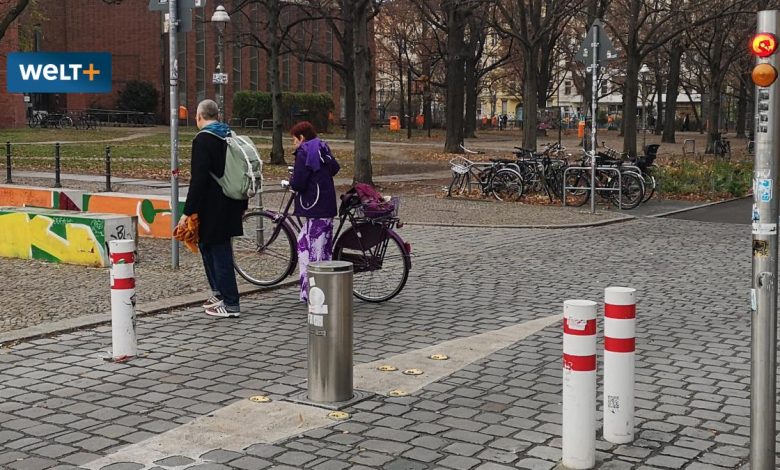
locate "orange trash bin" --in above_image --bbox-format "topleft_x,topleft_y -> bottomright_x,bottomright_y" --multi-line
578,120 -> 586,138
389,116 -> 400,131
178,106 -> 188,121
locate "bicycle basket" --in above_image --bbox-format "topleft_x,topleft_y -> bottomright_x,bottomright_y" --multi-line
358,196 -> 399,219
449,156 -> 472,175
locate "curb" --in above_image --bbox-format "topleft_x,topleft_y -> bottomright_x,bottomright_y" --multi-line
405,215 -> 635,230
0,279 -> 297,347
648,195 -> 752,218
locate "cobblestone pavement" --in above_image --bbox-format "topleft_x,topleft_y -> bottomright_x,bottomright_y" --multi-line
1,176 -> 630,335
0,217 -> 772,469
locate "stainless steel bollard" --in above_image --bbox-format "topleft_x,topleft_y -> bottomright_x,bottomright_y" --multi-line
307,260 -> 353,403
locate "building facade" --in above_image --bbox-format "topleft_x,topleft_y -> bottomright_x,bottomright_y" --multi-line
0,1 -> 346,127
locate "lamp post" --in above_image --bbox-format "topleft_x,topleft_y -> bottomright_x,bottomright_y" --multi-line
211,5 -> 230,121
639,63 -> 650,152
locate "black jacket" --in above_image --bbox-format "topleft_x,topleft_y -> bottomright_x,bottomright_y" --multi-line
183,132 -> 248,245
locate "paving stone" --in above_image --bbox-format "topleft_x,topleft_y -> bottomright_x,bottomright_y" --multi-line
99,464 -> 144,470
437,455 -> 481,469
227,456 -> 272,470
7,457 -> 57,470
153,455 -> 196,466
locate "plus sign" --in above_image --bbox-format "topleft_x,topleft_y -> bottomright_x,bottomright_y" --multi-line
83,64 -> 101,81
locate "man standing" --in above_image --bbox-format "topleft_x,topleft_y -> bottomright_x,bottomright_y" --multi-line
179,99 -> 247,317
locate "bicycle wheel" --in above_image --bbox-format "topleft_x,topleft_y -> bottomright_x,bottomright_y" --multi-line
610,172 -> 645,210
447,171 -> 468,197
564,169 -> 590,207
490,168 -> 524,201
334,224 -> 410,302
641,173 -> 656,203
59,116 -> 73,128
232,211 -> 297,286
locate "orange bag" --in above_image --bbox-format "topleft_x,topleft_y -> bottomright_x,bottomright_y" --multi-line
173,213 -> 200,253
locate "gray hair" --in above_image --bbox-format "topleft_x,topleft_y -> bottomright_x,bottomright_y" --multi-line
197,99 -> 219,120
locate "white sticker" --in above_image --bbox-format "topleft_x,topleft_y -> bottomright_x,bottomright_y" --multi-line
751,289 -> 757,311
309,304 -> 328,315
308,314 -> 323,327
567,318 -> 587,331
752,222 -> 777,235
758,179 -> 773,203
753,204 -> 760,223
309,277 -> 316,287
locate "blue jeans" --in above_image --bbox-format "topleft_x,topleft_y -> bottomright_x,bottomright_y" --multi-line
199,241 -> 240,311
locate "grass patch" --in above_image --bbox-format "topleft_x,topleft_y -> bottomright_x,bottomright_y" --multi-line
657,158 -> 752,199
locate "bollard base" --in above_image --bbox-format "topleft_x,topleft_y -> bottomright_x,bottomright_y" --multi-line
286,389 -> 374,411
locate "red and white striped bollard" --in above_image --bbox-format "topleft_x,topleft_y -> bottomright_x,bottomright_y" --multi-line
603,286 -> 637,444
109,239 -> 137,361
562,299 -> 597,469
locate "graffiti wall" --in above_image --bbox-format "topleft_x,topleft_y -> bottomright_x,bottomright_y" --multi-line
0,207 -> 136,267
0,184 -> 85,210
83,193 -> 185,239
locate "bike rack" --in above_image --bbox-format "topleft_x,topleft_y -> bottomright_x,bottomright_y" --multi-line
562,166 -> 622,210
682,139 -> 696,159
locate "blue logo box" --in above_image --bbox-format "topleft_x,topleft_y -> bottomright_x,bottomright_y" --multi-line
7,52 -> 112,93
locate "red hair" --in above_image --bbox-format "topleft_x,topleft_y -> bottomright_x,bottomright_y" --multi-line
290,121 -> 317,140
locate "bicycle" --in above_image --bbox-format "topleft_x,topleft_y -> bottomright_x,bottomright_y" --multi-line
564,152 -> 645,209
713,135 -> 731,160
447,144 -> 524,201
232,177 -> 412,302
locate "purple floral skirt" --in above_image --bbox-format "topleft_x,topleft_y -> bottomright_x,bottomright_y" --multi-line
297,218 -> 334,302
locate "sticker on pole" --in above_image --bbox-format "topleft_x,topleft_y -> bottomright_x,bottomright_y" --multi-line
757,178 -> 773,202
308,314 -> 323,327
752,222 -> 777,235
566,318 -> 587,331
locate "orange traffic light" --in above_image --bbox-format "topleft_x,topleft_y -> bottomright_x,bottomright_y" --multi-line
751,33 -> 778,57
753,63 -> 778,87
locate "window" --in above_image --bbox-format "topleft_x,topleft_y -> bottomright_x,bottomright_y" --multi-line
298,57 -> 305,92
249,5 -> 259,90
501,99 -> 508,115
311,22 -> 320,92
564,80 -> 572,95
177,32 -> 187,107
232,5 -> 242,92
195,10 -> 206,102
282,55 -> 291,91
601,81 -> 608,95
326,27 -> 333,93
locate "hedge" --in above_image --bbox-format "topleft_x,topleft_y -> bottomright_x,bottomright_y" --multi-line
233,91 -> 334,132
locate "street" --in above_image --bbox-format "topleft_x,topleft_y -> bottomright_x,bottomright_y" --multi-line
0,216 -> 767,469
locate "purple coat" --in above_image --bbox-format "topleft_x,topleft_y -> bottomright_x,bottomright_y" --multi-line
290,138 -> 340,218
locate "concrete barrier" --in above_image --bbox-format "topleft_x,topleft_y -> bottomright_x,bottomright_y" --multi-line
82,193 -> 185,239
0,206 -> 136,267
0,184 -> 85,210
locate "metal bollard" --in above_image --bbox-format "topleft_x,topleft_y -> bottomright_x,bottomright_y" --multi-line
54,142 -> 62,188
562,299 -> 597,469
307,260 -> 353,403
5,142 -> 11,184
109,239 -> 137,360
105,146 -> 112,192
603,287 -> 637,444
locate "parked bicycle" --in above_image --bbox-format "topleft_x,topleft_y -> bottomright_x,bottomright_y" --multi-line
232,175 -> 412,302
513,143 -> 570,202
447,144 -> 524,201
564,151 -> 646,209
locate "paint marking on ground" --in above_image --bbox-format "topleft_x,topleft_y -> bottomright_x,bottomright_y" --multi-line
84,314 -> 560,468
354,314 -> 562,396
82,399 -> 333,469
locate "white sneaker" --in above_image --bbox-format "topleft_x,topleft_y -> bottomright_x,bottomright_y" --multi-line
202,295 -> 223,309
206,304 -> 240,318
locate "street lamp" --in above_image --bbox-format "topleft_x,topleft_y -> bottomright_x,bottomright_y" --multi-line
639,63 -> 650,152
211,5 -> 230,121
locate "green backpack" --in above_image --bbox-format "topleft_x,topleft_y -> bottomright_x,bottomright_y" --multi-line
200,130 -> 263,200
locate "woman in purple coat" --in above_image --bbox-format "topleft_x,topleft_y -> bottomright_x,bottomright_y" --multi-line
289,121 -> 341,302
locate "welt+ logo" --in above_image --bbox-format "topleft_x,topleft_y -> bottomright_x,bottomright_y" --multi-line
6,52 -> 112,93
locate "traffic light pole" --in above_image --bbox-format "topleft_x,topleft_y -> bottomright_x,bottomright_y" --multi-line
751,10 -> 779,468
169,0 -> 180,269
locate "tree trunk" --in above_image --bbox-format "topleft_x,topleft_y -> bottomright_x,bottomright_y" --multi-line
352,0 -> 373,184
705,84 -> 722,154
443,2 -> 466,153
342,10 -> 356,140
397,51 -> 406,129
622,52 -> 640,157
522,47 -> 540,150
464,57 -> 478,138
268,3 -> 285,165
735,78 -> 747,138
662,42 -> 683,143
654,76 -> 663,135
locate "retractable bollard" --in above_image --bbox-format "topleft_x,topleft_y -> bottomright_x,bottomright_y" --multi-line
109,239 -> 137,360
603,287 -> 637,444
54,142 -> 62,189
307,261 -> 353,403
104,146 -> 112,192
562,299 -> 597,469
5,142 -> 11,184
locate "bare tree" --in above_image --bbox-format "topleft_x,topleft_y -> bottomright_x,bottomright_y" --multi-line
352,0 -> 382,184
494,0 -> 583,150
234,0 -> 312,164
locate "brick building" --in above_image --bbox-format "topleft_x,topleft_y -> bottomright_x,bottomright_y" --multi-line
0,1 -> 346,127
0,2 -> 27,128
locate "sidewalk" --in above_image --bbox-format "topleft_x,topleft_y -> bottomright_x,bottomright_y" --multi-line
0,217 -> 766,469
